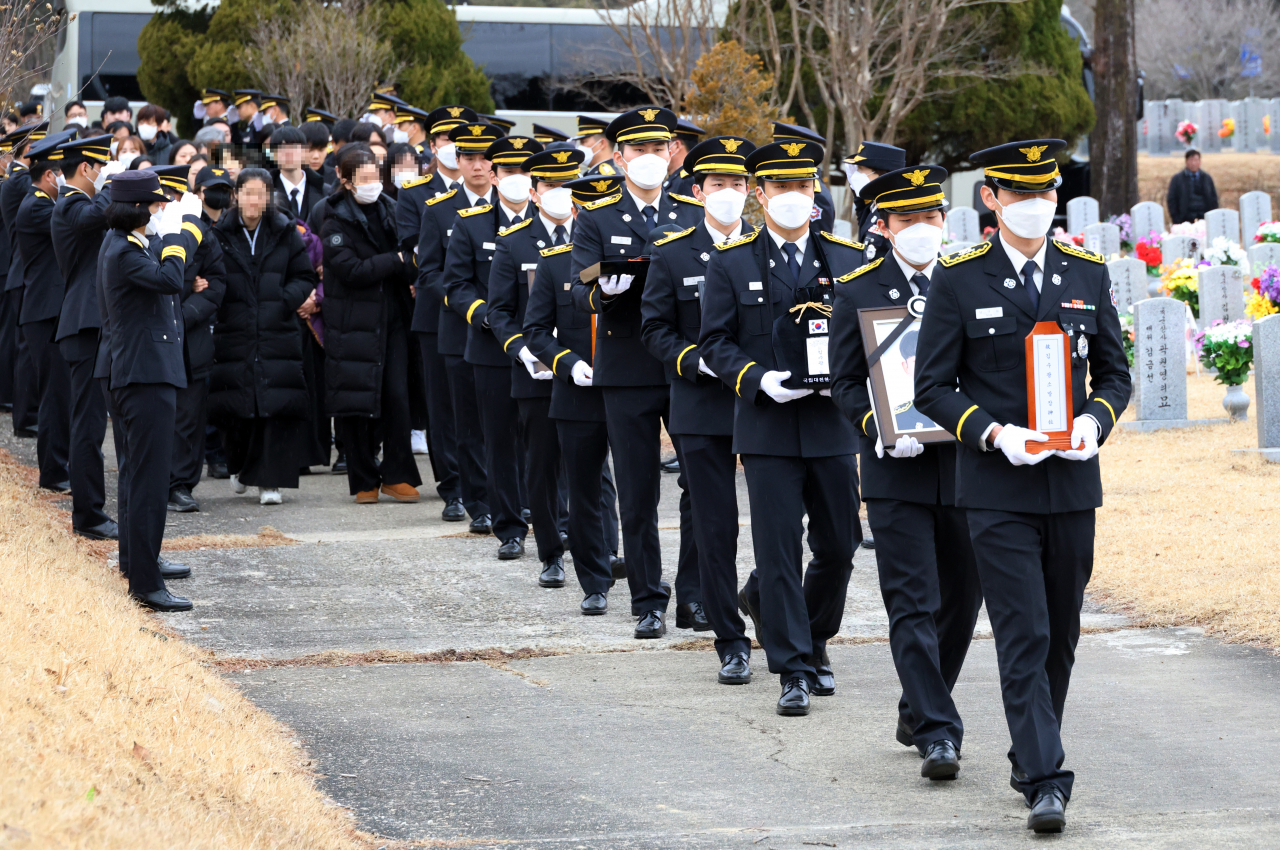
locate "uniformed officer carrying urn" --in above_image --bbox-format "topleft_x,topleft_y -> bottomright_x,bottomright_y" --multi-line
828,165 -> 982,780
913,139 -> 1131,833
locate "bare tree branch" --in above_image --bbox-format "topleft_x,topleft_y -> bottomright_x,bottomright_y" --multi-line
1137,0 -> 1280,100
0,0 -> 66,108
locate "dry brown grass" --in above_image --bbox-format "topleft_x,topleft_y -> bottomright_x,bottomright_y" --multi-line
161,526 -> 299,552
1137,151 -> 1280,215
0,449 -> 375,850
1092,372 -> 1280,648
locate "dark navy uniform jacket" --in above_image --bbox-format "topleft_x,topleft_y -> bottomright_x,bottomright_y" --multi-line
52,184 -> 112,359
640,222 -> 735,437
487,213 -> 561,400
16,187 -> 65,324
828,254 -> 957,505
395,172 -> 445,256
568,189 -> 702,387
1,164 -> 31,293
523,242 -> 606,423
913,237 -> 1132,514
813,178 -> 835,234
441,198 -> 535,369
414,185 -> 476,348
697,224 -> 864,458
176,213 -> 228,380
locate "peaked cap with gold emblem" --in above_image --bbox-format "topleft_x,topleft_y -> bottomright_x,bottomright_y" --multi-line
842,141 -> 906,173
684,135 -> 756,177
532,123 -> 570,144
605,107 -> 677,145
484,135 -> 544,166
745,139 -> 824,181
427,105 -> 478,137
574,115 -> 609,139
860,164 -> 948,214
969,138 -> 1066,192
449,121 -> 506,153
565,174 -> 623,205
522,147 -> 586,182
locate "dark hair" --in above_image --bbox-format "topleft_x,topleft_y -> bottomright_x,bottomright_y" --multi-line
137,103 -> 168,124
386,141 -> 416,169
1185,148 -> 1200,160
188,153 -> 210,168
3,110 -> 19,127
127,154 -> 156,171
337,142 -> 376,184
675,132 -> 699,148
270,124 -> 307,147
106,120 -> 134,135
168,140 -> 197,163
271,100 -> 290,117
102,96 -> 131,118
351,122 -> 386,146
30,159 -> 61,181
236,166 -> 273,192
105,201 -> 152,231
64,100 -> 86,116
299,120 -> 330,149
899,328 -> 919,358
331,118 -> 358,145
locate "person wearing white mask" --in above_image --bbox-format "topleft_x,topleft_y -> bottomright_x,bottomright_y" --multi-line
442,133 -> 545,563
574,115 -> 615,177
841,140 -> 906,264
913,139 -> 1131,835
392,105 -> 430,155
698,138 -> 867,717
422,105 -> 476,194
827,163 -> 983,787
639,135 -> 759,682
62,100 -> 89,129
770,121 -> 838,233
366,91 -> 405,134
568,107 -> 704,642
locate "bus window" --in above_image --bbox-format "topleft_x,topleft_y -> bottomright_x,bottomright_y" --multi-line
78,12 -> 149,101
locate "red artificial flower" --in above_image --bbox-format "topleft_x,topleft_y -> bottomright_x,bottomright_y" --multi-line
1252,276 -> 1262,292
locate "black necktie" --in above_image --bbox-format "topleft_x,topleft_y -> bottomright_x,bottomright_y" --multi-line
1022,259 -> 1039,312
553,224 -> 567,245
911,271 -> 930,297
783,242 -> 801,284
289,188 -> 300,214
642,205 -> 656,229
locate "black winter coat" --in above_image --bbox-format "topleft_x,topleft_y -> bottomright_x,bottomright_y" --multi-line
209,209 -> 316,420
320,190 -> 424,419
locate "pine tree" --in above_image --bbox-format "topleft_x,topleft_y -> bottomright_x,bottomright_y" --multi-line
382,0 -> 493,113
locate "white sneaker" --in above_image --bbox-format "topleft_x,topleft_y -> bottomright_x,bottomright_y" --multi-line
411,429 -> 429,455
258,488 -> 282,505
231,473 -> 247,495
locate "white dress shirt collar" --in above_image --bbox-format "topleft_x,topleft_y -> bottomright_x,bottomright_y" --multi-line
278,171 -> 305,213
704,219 -> 742,246
463,184 -> 492,208
540,212 -> 571,242
998,231 -> 1047,291
766,225 -> 809,259
891,250 -> 937,294
627,188 -> 661,220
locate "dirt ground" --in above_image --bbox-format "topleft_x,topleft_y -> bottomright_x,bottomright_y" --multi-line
1137,151 -> 1280,216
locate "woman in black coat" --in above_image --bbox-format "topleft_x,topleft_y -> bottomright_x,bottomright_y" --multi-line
320,143 -> 424,503
209,168 -> 317,504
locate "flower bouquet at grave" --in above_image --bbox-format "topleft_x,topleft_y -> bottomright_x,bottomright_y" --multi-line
1160,259 -> 1200,318
1202,235 -> 1248,270
1168,220 -> 1206,240
1118,311 -> 1135,367
1176,120 -> 1197,145
1194,320 -> 1253,385
1051,225 -> 1084,246
1135,232 -> 1163,275
1246,264 -> 1280,319
1254,221 -> 1280,244
1219,117 -> 1236,138
1108,213 -> 1135,253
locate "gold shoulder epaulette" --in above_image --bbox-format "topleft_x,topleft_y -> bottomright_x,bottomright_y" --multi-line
402,174 -> 433,189
539,242 -> 573,257
669,193 -> 702,207
426,188 -> 457,206
33,189 -> 49,200
1053,239 -> 1104,263
835,257 -> 882,283
820,231 -> 863,250
938,239 -> 992,268
458,204 -> 492,218
715,228 -> 760,252
582,194 -> 621,211
499,217 -> 533,236
126,232 -> 148,250
653,226 -> 696,247
595,162 -> 616,175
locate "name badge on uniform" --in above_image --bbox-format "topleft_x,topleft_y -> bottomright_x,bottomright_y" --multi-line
563,282 -> 572,290
683,276 -> 704,287
748,280 -> 763,291
482,242 -> 496,251
521,263 -> 538,271
446,229 -> 453,237
975,307 -> 1003,319
611,235 -> 632,245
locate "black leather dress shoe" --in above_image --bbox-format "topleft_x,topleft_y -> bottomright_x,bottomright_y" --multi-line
581,592 -> 607,615
921,740 -> 961,780
538,556 -> 565,587
812,647 -> 835,695
14,427 -> 37,438
43,480 -> 72,494
497,537 -> 524,560
861,533 -> 875,550
675,601 -> 711,631
896,717 -> 915,748
132,588 -> 193,612
777,675 -> 811,716
1010,765 -> 1029,797
441,497 -> 466,521
158,556 -> 191,579
76,519 -> 119,541
207,461 -> 230,479
634,609 -> 666,639
737,587 -> 761,636
521,507 -> 532,522
609,553 -> 626,579
1027,786 -> 1066,833
469,514 -> 493,534
331,453 -> 348,474
718,652 -> 751,685
167,487 -> 200,513
661,456 -> 680,473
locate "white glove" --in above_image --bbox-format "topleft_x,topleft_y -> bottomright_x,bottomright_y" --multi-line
759,370 -> 813,403
599,273 -> 634,296
177,191 -> 203,219
155,200 -> 184,237
571,360 -> 593,387
94,160 -> 125,192
697,357 -> 716,377
887,434 -> 924,459
518,346 -> 552,380
819,388 -> 832,397
1058,415 -> 1099,461
992,424 -> 1053,466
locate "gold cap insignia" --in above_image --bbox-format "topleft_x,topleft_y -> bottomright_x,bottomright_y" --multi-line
721,138 -> 742,153
591,180 -> 611,192
213,168 -> 225,176
511,138 -> 526,149
468,125 -> 484,136
447,107 -> 464,118
904,168 -> 929,187
1020,144 -> 1048,163
639,108 -> 659,122
781,142 -> 805,157
552,151 -> 572,163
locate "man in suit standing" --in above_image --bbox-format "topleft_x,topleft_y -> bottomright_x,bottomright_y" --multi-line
269,125 -> 325,221
1166,148 -> 1218,224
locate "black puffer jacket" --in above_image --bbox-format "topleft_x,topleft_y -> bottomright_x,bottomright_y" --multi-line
320,190 -> 422,419
209,209 -> 316,420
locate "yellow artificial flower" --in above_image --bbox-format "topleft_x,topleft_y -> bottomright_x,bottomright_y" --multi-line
1246,291 -> 1279,320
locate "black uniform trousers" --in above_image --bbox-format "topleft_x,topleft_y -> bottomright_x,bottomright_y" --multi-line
967,507 -> 1095,803
5,291 -> 37,431
556,418 -> 614,596
113,382 -> 176,595
678,433 -> 747,660
336,319 -> 422,496
22,318 -> 71,488
0,286 -> 18,409
61,331 -> 111,530
602,385 -> 699,615
416,331 -> 461,501
741,453 -> 858,683
867,499 -> 982,750
472,364 -> 527,542
171,379 -> 209,492
442,353 -> 489,519
517,395 -> 562,562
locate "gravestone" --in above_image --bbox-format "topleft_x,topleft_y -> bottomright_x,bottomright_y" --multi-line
1255,314 -> 1280,451
1239,190 -> 1273,245
1067,196 -> 1100,235
1130,201 -> 1165,244
947,206 -> 980,243
1197,265 -> 1246,327
1230,100 -> 1253,153
1200,100 -> 1225,153
1272,99 -> 1280,155
1083,222 -> 1121,257
1162,234 -> 1199,263
1246,98 -> 1269,153
1132,297 -> 1188,422
1205,208 -> 1241,245
1108,257 -> 1148,314
1248,242 -> 1280,271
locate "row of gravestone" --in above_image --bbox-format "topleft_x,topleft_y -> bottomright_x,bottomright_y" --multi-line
1143,97 -> 1279,155
1066,193 -> 1275,247
1110,253 -> 1280,318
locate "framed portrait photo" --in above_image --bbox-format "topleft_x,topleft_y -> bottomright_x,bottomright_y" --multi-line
857,305 -> 954,445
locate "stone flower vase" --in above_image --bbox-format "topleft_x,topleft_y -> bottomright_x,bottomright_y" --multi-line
1223,384 -> 1250,422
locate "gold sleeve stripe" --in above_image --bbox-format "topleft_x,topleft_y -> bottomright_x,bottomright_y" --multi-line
675,344 -> 697,376
734,361 -> 756,397
860,410 -> 874,436
503,333 -> 522,352
590,285 -> 599,310
955,404 -> 979,440
551,349 -> 570,374
465,300 -> 485,324
1094,397 -> 1117,426
181,221 -> 203,244
160,246 -> 187,262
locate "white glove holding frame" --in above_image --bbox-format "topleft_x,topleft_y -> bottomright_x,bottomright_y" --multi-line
760,370 -> 813,403
1058,415 -> 1099,461
992,424 -> 1053,466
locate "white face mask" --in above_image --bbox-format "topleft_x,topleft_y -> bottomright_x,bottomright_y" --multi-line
354,182 -> 383,204
392,127 -> 410,145
537,186 -> 573,220
888,222 -> 944,266
994,196 -> 1056,239
435,142 -> 458,170
621,153 -> 667,190
393,171 -> 416,188
66,116 -> 88,128
844,165 -> 871,197
55,173 -> 66,189
763,191 -> 814,230
575,143 -> 594,163
117,153 -> 138,170
147,210 -> 163,235
703,187 -> 746,226
138,124 -> 158,142
109,140 -> 119,156
498,173 -> 532,204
